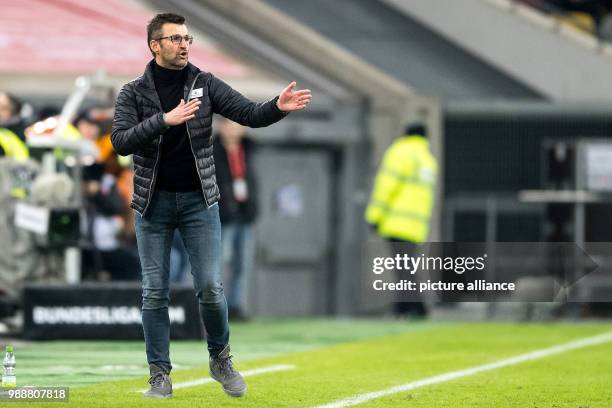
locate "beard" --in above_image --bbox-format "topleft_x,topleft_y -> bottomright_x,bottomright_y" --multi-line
167,55 -> 188,69
159,48 -> 188,69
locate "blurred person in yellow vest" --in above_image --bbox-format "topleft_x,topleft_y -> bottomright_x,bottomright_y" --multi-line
0,128 -> 28,161
366,122 -> 437,242
0,127 -> 30,199
365,122 -> 438,317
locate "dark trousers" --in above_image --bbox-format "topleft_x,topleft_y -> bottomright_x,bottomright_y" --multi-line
388,239 -> 427,317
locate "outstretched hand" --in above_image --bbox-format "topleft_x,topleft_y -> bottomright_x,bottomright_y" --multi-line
276,82 -> 312,112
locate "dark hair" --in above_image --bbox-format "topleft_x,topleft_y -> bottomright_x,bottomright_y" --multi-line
38,105 -> 60,120
404,122 -> 427,138
146,13 -> 186,57
0,92 -> 22,117
73,110 -> 95,126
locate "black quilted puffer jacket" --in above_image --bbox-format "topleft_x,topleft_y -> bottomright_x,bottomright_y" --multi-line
111,60 -> 287,216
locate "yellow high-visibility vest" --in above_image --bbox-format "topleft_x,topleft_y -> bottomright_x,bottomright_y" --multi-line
365,135 -> 437,243
0,128 -> 28,161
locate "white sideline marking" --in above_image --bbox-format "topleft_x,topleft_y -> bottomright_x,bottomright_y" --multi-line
313,331 -> 612,408
138,364 -> 295,393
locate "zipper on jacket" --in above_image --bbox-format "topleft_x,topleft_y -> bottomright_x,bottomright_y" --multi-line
184,72 -> 212,209
142,122 -> 164,216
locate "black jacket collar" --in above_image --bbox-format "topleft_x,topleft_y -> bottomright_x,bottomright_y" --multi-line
136,59 -> 201,108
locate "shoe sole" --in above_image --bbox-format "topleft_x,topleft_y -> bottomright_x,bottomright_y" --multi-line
223,386 -> 247,398
143,393 -> 173,399
210,372 -> 247,397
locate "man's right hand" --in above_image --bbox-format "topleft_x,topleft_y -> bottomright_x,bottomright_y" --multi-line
164,99 -> 201,126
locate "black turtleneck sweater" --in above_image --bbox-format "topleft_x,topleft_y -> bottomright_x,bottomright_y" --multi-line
153,62 -> 201,192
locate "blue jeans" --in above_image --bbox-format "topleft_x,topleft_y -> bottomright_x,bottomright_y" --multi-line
135,191 -> 228,373
221,222 -> 255,311
169,230 -> 189,285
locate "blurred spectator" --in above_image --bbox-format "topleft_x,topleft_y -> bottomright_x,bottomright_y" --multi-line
81,163 -> 140,281
87,108 -> 139,251
78,112 -> 140,281
0,92 -> 27,141
75,110 -> 101,142
213,118 -> 259,321
365,123 -> 438,318
0,93 -> 28,162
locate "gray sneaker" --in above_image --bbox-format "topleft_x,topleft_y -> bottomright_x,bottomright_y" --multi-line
143,364 -> 172,398
209,345 -> 247,397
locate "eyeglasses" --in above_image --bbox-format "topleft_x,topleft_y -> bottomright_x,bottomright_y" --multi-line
155,34 -> 194,45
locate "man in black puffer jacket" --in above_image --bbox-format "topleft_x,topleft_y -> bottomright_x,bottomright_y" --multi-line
111,12 -> 311,399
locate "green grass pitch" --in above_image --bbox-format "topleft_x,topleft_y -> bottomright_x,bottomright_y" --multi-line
3,319 -> 612,407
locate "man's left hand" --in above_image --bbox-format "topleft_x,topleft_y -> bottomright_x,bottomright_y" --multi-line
277,82 -> 312,112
